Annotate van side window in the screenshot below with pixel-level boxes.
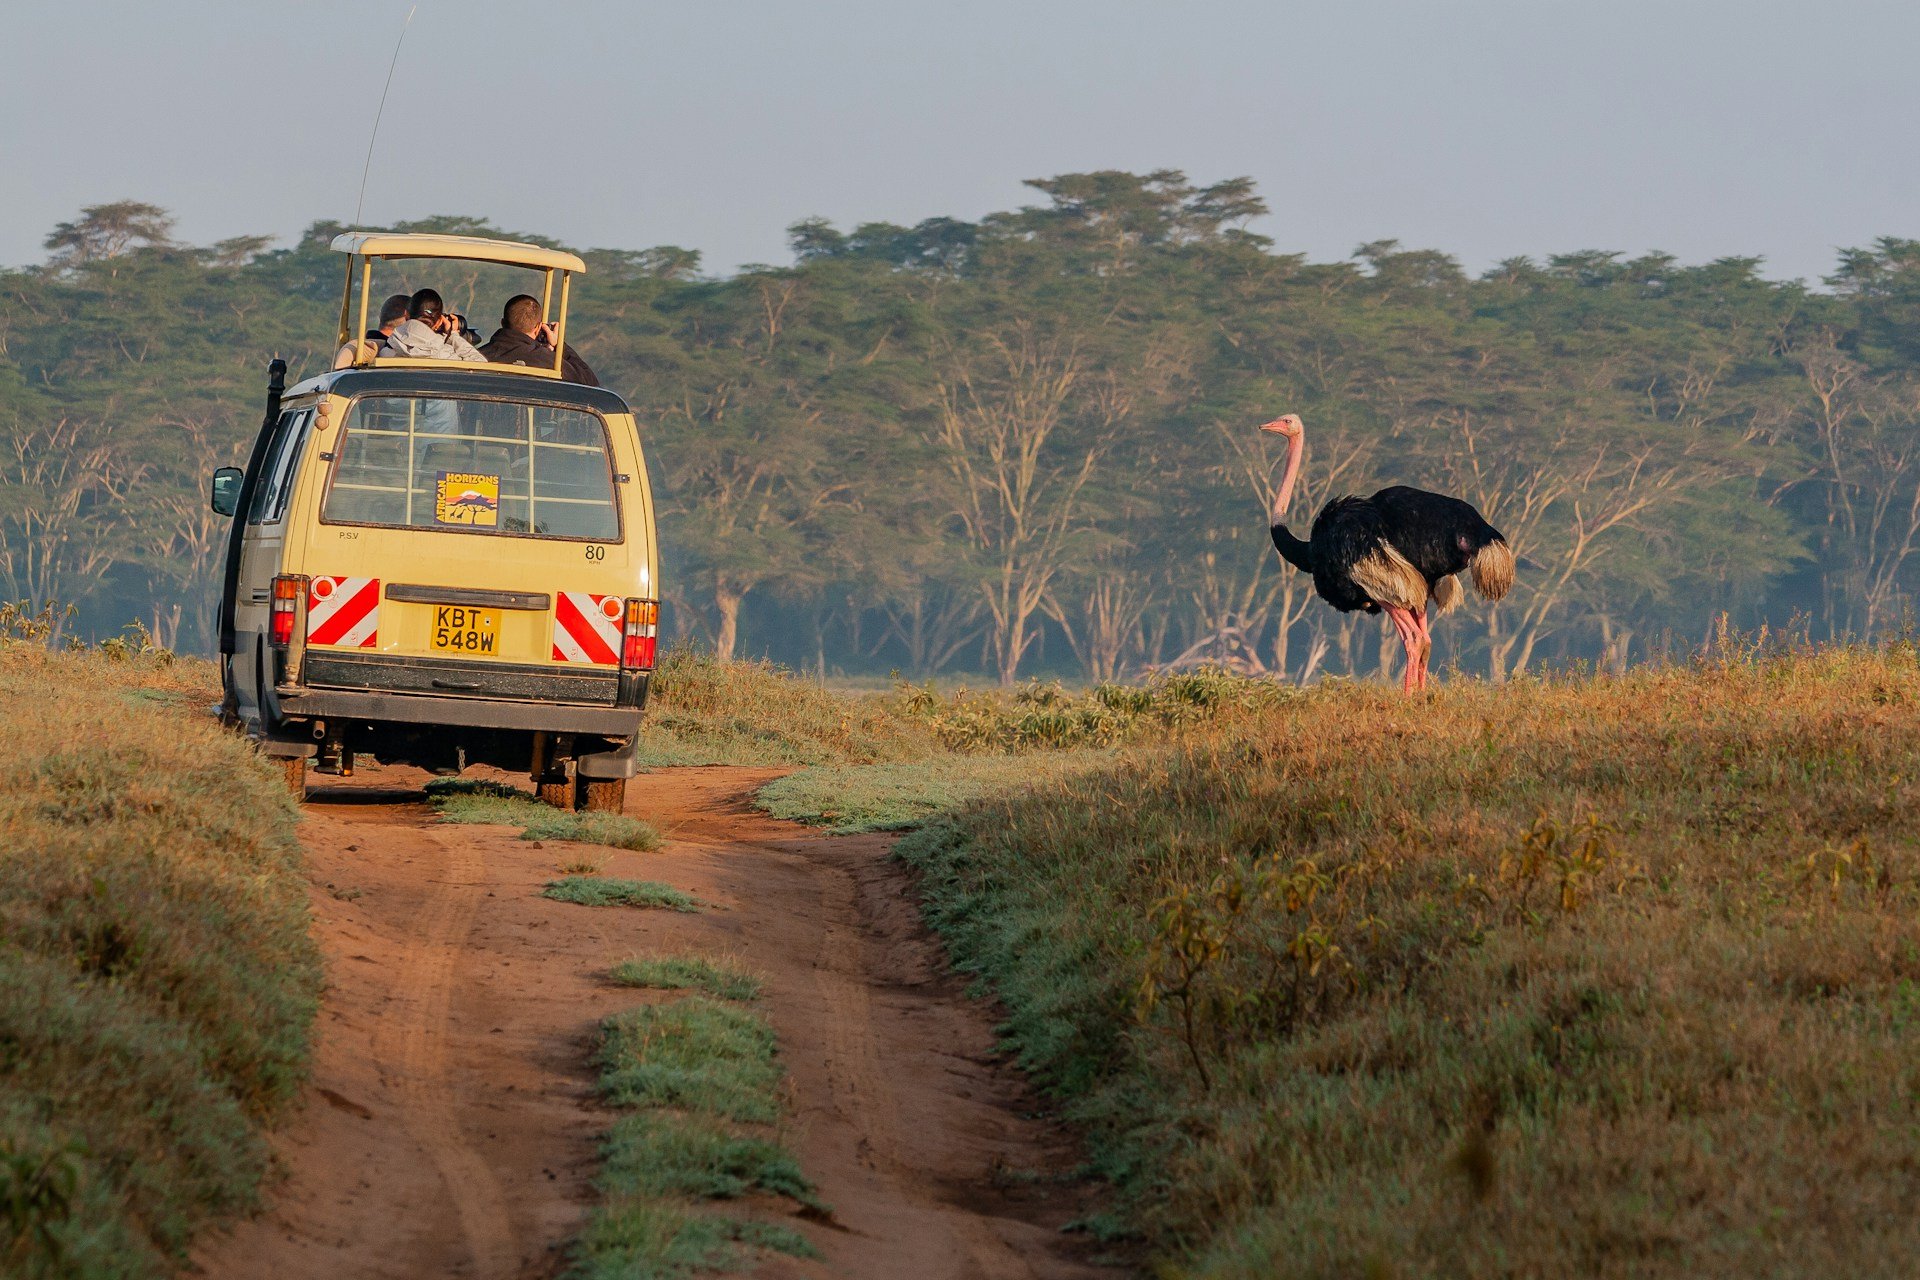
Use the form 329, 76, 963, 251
248, 409, 315, 525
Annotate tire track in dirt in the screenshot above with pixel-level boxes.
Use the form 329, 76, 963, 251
364, 823, 519, 1273
194, 762, 1122, 1280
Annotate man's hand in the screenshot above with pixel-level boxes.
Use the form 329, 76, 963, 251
537, 321, 559, 346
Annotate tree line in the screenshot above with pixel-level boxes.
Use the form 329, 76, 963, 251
4, 175, 1919, 683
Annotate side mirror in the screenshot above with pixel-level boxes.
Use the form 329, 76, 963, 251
210, 467, 244, 517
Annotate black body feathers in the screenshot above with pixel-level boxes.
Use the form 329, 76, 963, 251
1270, 484, 1509, 614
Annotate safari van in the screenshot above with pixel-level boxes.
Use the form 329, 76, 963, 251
210, 233, 660, 810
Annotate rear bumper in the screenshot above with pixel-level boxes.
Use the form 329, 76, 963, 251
303, 651, 627, 705
274, 684, 646, 736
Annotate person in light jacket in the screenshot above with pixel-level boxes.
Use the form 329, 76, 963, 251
381, 288, 485, 362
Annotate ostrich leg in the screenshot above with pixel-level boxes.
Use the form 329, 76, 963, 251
1411, 606, 1435, 690
1383, 606, 1424, 693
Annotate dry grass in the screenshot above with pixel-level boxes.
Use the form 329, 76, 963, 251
890, 668, 1296, 753
642, 650, 1293, 781
636, 646, 939, 767
0, 643, 318, 1276
899, 646, 1920, 1277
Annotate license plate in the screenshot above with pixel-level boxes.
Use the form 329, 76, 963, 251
431, 605, 499, 655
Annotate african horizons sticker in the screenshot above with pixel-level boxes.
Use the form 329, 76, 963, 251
434, 471, 500, 527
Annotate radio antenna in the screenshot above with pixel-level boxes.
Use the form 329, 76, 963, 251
353, 4, 418, 228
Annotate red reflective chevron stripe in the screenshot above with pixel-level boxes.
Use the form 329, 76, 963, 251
306, 577, 379, 648
552, 591, 619, 665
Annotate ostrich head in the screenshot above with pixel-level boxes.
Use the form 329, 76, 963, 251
1259, 413, 1304, 438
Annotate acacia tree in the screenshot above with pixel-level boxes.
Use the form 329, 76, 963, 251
42, 201, 176, 271
0, 415, 148, 634
933, 323, 1100, 684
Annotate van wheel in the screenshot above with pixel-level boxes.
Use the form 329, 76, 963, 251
281, 755, 307, 801
536, 770, 576, 810
578, 779, 626, 814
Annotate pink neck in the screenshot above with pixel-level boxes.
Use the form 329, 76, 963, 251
1272, 431, 1303, 521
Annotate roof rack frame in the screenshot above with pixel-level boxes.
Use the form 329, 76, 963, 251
330, 232, 587, 381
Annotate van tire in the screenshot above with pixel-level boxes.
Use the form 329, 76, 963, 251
579, 778, 626, 814
281, 755, 307, 801
536, 770, 576, 810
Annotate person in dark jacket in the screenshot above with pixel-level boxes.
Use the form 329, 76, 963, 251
478, 294, 599, 386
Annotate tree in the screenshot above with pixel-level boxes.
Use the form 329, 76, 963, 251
42, 201, 176, 270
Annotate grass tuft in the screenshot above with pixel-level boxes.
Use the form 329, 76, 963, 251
432, 790, 662, 852
570, 1201, 816, 1280
612, 956, 761, 1002
544, 876, 698, 912
569, 977, 819, 1278
596, 998, 784, 1123
602, 1113, 824, 1212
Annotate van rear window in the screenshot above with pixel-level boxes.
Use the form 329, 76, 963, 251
323, 396, 620, 541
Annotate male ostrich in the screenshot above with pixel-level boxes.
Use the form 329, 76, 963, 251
1261, 413, 1514, 691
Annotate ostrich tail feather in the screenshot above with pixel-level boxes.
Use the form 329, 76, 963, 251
1470, 540, 1516, 601
1432, 574, 1463, 616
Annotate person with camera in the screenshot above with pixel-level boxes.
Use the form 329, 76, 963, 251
380, 287, 485, 362
479, 293, 600, 386
334, 293, 412, 369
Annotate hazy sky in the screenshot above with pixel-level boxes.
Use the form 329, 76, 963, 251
3, 1, 1916, 282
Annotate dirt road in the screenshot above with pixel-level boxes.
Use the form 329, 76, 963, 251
193, 763, 1116, 1279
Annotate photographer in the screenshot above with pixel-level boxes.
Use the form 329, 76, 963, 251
334, 293, 411, 369
379, 287, 485, 362
479, 294, 600, 386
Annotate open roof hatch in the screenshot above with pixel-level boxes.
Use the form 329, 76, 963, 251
330, 232, 588, 379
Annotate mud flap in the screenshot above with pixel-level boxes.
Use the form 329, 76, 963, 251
577, 736, 639, 780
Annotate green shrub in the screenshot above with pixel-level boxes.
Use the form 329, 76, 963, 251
611, 956, 761, 1002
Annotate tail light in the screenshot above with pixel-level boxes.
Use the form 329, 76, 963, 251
270, 574, 306, 647
621, 598, 659, 671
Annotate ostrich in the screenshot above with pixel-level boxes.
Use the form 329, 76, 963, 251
1260, 413, 1514, 691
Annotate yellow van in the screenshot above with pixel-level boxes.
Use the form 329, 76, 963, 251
210, 234, 660, 810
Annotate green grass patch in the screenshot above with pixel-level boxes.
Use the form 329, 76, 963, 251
0, 645, 319, 1276
596, 998, 782, 1122
897, 647, 1920, 1275
756, 754, 1106, 833
545, 876, 698, 912
612, 956, 761, 1002
428, 785, 662, 852
570, 1202, 815, 1280
569, 980, 819, 1278
602, 1113, 823, 1212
